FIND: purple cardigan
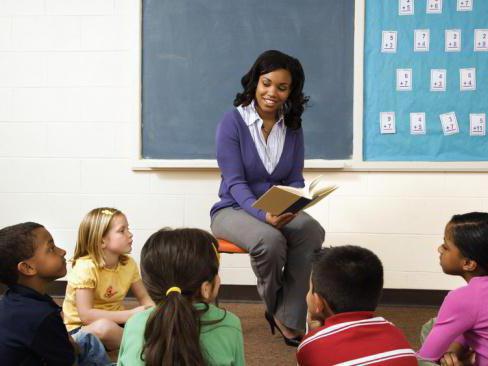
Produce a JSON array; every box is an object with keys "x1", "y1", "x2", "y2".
[{"x1": 210, "y1": 108, "x2": 305, "y2": 222}]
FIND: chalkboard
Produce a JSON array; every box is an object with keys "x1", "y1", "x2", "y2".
[
  {"x1": 364, "y1": 0, "x2": 488, "y2": 161},
  {"x1": 142, "y1": 0, "x2": 354, "y2": 160}
]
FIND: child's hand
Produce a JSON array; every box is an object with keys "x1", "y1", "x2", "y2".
[{"x1": 440, "y1": 351, "x2": 475, "y2": 366}]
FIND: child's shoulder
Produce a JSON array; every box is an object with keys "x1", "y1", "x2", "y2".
[
  {"x1": 206, "y1": 304, "x2": 242, "y2": 330},
  {"x1": 126, "y1": 306, "x2": 154, "y2": 330},
  {"x1": 71, "y1": 255, "x2": 99, "y2": 272},
  {"x1": 71, "y1": 256, "x2": 98, "y2": 271},
  {"x1": 445, "y1": 276, "x2": 488, "y2": 302}
]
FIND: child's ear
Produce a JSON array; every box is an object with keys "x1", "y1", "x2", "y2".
[
  {"x1": 463, "y1": 258, "x2": 478, "y2": 272},
  {"x1": 17, "y1": 261, "x2": 37, "y2": 277},
  {"x1": 312, "y1": 293, "x2": 334, "y2": 318},
  {"x1": 200, "y1": 280, "x2": 213, "y2": 301}
]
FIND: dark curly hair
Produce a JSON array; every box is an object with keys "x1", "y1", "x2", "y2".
[
  {"x1": 233, "y1": 50, "x2": 309, "y2": 130},
  {"x1": 0, "y1": 222, "x2": 43, "y2": 286}
]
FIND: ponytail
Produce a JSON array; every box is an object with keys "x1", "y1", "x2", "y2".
[
  {"x1": 140, "y1": 228, "x2": 221, "y2": 366},
  {"x1": 142, "y1": 292, "x2": 205, "y2": 366}
]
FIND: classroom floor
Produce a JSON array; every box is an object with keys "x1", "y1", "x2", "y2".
[{"x1": 75, "y1": 299, "x2": 436, "y2": 366}]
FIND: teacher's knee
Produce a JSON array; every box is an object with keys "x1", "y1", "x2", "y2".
[
  {"x1": 252, "y1": 230, "x2": 287, "y2": 262},
  {"x1": 301, "y1": 216, "x2": 326, "y2": 247}
]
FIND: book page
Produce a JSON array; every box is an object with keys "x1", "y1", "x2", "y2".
[{"x1": 308, "y1": 175, "x2": 324, "y2": 195}]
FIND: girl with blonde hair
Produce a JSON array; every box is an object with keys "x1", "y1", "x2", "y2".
[{"x1": 63, "y1": 207, "x2": 154, "y2": 351}]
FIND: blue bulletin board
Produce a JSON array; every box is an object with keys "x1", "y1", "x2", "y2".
[{"x1": 364, "y1": 0, "x2": 488, "y2": 161}]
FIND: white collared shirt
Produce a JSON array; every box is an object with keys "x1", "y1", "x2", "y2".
[{"x1": 237, "y1": 102, "x2": 286, "y2": 174}]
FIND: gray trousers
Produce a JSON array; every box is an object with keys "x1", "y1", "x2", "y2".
[{"x1": 211, "y1": 207, "x2": 325, "y2": 331}]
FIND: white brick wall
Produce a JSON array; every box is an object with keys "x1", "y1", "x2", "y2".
[{"x1": 0, "y1": 1, "x2": 485, "y2": 290}]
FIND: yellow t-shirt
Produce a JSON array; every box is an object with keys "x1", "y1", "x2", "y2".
[{"x1": 62, "y1": 255, "x2": 141, "y2": 331}]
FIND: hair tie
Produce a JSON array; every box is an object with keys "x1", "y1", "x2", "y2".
[{"x1": 166, "y1": 286, "x2": 181, "y2": 296}]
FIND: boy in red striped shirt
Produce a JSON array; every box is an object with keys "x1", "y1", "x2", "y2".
[{"x1": 297, "y1": 246, "x2": 417, "y2": 366}]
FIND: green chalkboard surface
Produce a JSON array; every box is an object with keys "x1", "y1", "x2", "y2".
[{"x1": 142, "y1": 0, "x2": 354, "y2": 160}]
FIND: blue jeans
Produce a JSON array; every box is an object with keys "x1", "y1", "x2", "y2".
[{"x1": 71, "y1": 330, "x2": 114, "y2": 366}]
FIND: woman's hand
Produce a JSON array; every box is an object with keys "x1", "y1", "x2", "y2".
[{"x1": 266, "y1": 212, "x2": 296, "y2": 229}]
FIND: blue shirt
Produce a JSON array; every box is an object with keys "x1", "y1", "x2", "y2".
[{"x1": 0, "y1": 284, "x2": 75, "y2": 366}]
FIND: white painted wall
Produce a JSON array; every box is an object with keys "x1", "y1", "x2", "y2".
[{"x1": 2, "y1": 0, "x2": 484, "y2": 291}]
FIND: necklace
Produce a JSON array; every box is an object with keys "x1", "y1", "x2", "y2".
[{"x1": 262, "y1": 125, "x2": 272, "y2": 134}]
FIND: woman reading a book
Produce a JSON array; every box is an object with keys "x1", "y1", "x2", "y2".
[{"x1": 210, "y1": 50, "x2": 325, "y2": 347}]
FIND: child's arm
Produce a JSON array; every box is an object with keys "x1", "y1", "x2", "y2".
[
  {"x1": 130, "y1": 279, "x2": 155, "y2": 307},
  {"x1": 31, "y1": 313, "x2": 77, "y2": 366},
  {"x1": 418, "y1": 287, "x2": 476, "y2": 362},
  {"x1": 75, "y1": 288, "x2": 146, "y2": 325}
]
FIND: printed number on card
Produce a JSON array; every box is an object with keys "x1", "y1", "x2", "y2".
[
  {"x1": 382, "y1": 31, "x2": 397, "y2": 53},
  {"x1": 427, "y1": 0, "x2": 442, "y2": 13},
  {"x1": 474, "y1": 29, "x2": 488, "y2": 51},
  {"x1": 470, "y1": 114, "x2": 486, "y2": 136},
  {"x1": 399, "y1": 0, "x2": 414, "y2": 15},
  {"x1": 457, "y1": 0, "x2": 473, "y2": 11},
  {"x1": 397, "y1": 69, "x2": 412, "y2": 91},
  {"x1": 440, "y1": 112, "x2": 459, "y2": 135},
  {"x1": 410, "y1": 113, "x2": 426, "y2": 135},
  {"x1": 414, "y1": 29, "x2": 430, "y2": 51},
  {"x1": 460, "y1": 68, "x2": 476, "y2": 91},
  {"x1": 431, "y1": 69, "x2": 446, "y2": 91},
  {"x1": 445, "y1": 30, "x2": 461, "y2": 52},
  {"x1": 380, "y1": 112, "x2": 396, "y2": 134}
]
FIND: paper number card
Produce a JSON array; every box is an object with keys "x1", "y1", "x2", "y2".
[
  {"x1": 470, "y1": 113, "x2": 486, "y2": 136},
  {"x1": 382, "y1": 31, "x2": 397, "y2": 53},
  {"x1": 427, "y1": 0, "x2": 442, "y2": 13},
  {"x1": 399, "y1": 0, "x2": 414, "y2": 15},
  {"x1": 440, "y1": 112, "x2": 460, "y2": 135},
  {"x1": 431, "y1": 69, "x2": 446, "y2": 91},
  {"x1": 474, "y1": 29, "x2": 488, "y2": 51},
  {"x1": 457, "y1": 0, "x2": 473, "y2": 11},
  {"x1": 397, "y1": 69, "x2": 412, "y2": 91},
  {"x1": 410, "y1": 113, "x2": 426, "y2": 135},
  {"x1": 445, "y1": 30, "x2": 461, "y2": 52},
  {"x1": 380, "y1": 112, "x2": 396, "y2": 134},
  {"x1": 414, "y1": 29, "x2": 430, "y2": 51},
  {"x1": 460, "y1": 68, "x2": 476, "y2": 91}
]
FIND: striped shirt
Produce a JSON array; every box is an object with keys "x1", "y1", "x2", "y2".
[
  {"x1": 237, "y1": 101, "x2": 286, "y2": 174},
  {"x1": 297, "y1": 311, "x2": 417, "y2": 366}
]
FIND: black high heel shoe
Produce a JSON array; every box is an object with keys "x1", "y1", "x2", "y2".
[{"x1": 264, "y1": 311, "x2": 302, "y2": 347}]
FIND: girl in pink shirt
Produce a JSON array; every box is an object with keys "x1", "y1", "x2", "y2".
[{"x1": 419, "y1": 212, "x2": 488, "y2": 366}]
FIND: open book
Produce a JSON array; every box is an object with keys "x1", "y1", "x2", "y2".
[{"x1": 252, "y1": 176, "x2": 338, "y2": 216}]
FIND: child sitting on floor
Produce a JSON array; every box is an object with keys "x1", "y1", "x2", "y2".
[
  {"x1": 418, "y1": 212, "x2": 488, "y2": 366},
  {"x1": 0, "y1": 222, "x2": 111, "y2": 366},
  {"x1": 117, "y1": 228, "x2": 245, "y2": 366},
  {"x1": 63, "y1": 207, "x2": 154, "y2": 351},
  {"x1": 297, "y1": 245, "x2": 417, "y2": 366}
]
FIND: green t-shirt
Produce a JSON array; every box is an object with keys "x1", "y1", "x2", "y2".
[{"x1": 117, "y1": 303, "x2": 245, "y2": 366}]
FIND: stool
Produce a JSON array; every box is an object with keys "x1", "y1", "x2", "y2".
[
  {"x1": 217, "y1": 239, "x2": 248, "y2": 254},
  {"x1": 216, "y1": 239, "x2": 248, "y2": 305}
]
